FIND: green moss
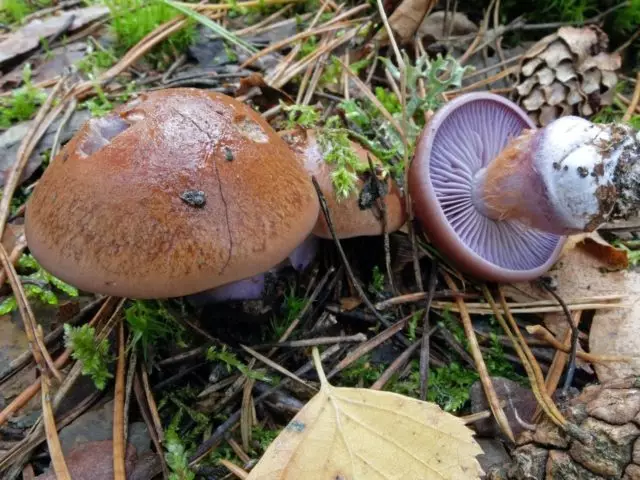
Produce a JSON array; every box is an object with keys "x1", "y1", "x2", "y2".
[
  {"x1": 105, "y1": 0, "x2": 195, "y2": 64},
  {"x1": 124, "y1": 299, "x2": 187, "y2": 361},
  {"x1": 64, "y1": 324, "x2": 114, "y2": 390},
  {"x1": 0, "y1": 64, "x2": 47, "y2": 129},
  {"x1": 0, "y1": 253, "x2": 79, "y2": 316}
]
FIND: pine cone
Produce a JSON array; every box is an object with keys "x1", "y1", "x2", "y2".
[
  {"x1": 514, "y1": 25, "x2": 621, "y2": 126},
  {"x1": 488, "y1": 377, "x2": 640, "y2": 479}
]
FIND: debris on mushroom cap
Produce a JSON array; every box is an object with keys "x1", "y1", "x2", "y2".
[
  {"x1": 279, "y1": 128, "x2": 407, "y2": 239},
  {"x1": 24, "y1": 88, "x2": 320, "y2": 299},
  {"x1": 409, "y1": 92, "x2": 566, "y2": 283}
]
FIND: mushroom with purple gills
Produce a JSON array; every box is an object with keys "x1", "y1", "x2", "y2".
[
  {"x1": 24, "y1": 88, "x2": 320, "y2": 300},
  {"x1": 409, "y1": 91, "x2": 640, "y2": 283},
  {"x1": 278, "y1": 127, "x2": 407, "y2": 239}
]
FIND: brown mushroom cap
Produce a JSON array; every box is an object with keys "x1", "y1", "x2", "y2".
[
  {"x1": 24, "y1": 88, "x2": 319, "y2": 298},
  {"x1": 279, "y1": 128, "x2": 406, "y2": 239}
]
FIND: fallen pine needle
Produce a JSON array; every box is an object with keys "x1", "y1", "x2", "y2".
[
  {"x1": 113, "y1": 321, "x2": 127, "y2": 480},
  {"x1": 444, "y1": 273, "x2": 515, "y2": 442}
]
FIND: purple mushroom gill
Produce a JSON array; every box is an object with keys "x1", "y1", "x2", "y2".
[
  {"x1": 409, "y1": 93, "x2": 565, "y2": 282},
  {"x1": 188, "y1": 234, "x2": 319, "y2": 305}
]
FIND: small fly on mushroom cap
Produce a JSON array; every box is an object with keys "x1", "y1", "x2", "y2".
[
  {"x1": 409, "y1": 92, "x2": 640, "y2": 283},
  {"x1": 24, "y1": 88, "x2": 320, "y2": 299},
  {"x1": 278, "y1": 127, "x2": 407, "y2": 239}
]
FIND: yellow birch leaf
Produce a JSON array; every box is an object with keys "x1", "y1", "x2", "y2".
[{"x1": 246, "y1": 348, "x2": 483, "y2": 480}]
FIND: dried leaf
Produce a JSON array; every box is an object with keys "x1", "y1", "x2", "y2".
[
  {"x1": 417, "y1": 11, "x2": 478, "y2": 42},
  {"x1": 589, "y1": 273, "x2": 640, "y2": 382},
  {"x1": 382, "y1": 0, "x2": 438, "y2": 44},
  {"x1": 246, "y1": 348, "x2": 483, "y2": 480},
  {"x1": 236, "y1": 72, "x2": 294, "y2": 109},
  {"x1": 506, "y1": 232, "x2": 638, "y2": 379},
  {"x1": 339, "y1": 296, "x2": 362, "y2": 311}
]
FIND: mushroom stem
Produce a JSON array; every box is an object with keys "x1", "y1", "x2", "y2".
[{"x1": 472, "y1": 116, "x2": 640, "y2": 235}]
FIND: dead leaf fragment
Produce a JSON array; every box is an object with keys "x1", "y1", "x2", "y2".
[
  {"x1": 379, "y1": 0, "x2": 437, "y2": 44},
  {"x1": 418, "y1": 11, "x2": 478, "y2": 42},
  {"x1": 507, "y1": 234, "x2": 640, "y2": 382},
  {"x1": 246, "y1": 348, "x2": 483, "y2": 479}
]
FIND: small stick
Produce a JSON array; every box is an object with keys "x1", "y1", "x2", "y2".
[
  {"x1": 113, "y1": 321, "x2": 127, "y2": 480},
  {"x1": 40, "y1": 374, "x2": 71, "y2": 480},
  {"x1": 374, "y1": 290, "x2": 477, "y2": 309},
  {"x1": 444, "y1": 273, "x2": 515, "y2": 442},
  {"x1": 268, "y1": 266, "x2": 335, "y2": 357},
  {"x1": 219, "y1": 459, "x2": 248, "y2": 479},
  {"x1": 374, "y1": 0, "x2": 403, "y2": 68},
  {"x1": 371, "y1": 340, "x2": 421, "y2": 391},
  {"x1": 327, "y1": 313, "x2": 415, "y2": 379},
  {"x1": 133, "y1": 374, "x2": 169, "y2": 480},
  {"x1": 256, "y1": 333, "x2": 367, "y2": 349},
  {"x1": 525, "y1": 324, "x2": 628, "y2": 363},
  {"x1": 366, "y1": 154, "x2": 396, "y2": 296},
  {"x1": 189, "y1": 346, "x2": 342, "y2": 464},
  {"x1": 494, "y1": 287, "x2": 567, "y2": 426},
  {"x1": 419, "y1": 263, "x2": 437, "y2": 400},
  {"x1": 49, "y1": 99, "x2": 77, "y2": 161},
  {"x1": 139, "y1": 364, "x2": 165, "y2": 443},
  {"x1": 540, "y1": 283, "x2": 579, "y2": 394},
  {"x1": 241, "y1": 345, "x2": 315, "y2": 391},
  {"x1": 311, "y1": 176, "x2": 407, "y2": 343}
]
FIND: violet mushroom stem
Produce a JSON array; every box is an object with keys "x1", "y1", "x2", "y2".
[
  {"x1": 187, "y1": 234, "x2": 319, "y2": 305},
  {"x1": 472, "y1": 116, "x2": 640, "y2": 236}
]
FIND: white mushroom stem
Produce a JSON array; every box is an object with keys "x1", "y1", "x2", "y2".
[{"x1": 472, "y1": 116, "x2": 640, "y2": 235}]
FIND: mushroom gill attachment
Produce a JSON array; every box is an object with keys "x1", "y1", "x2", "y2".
[
  {"x1": 24, "y1": 88, "x2": 320, "y2": 299},
  {"x1": 409, "y1": 92, "x2": 566, "y2": 282},
  {"x1": 279, "y1": 128, "x2": 407, "y2": 239}
]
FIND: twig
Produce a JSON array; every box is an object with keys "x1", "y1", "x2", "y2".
[
  {"x1": 540, "y1": 283, "x2": 580, "y2": 394},
  {"x1": 113, "y1": 321, "x2": 127, "y2": 480},
  {"x1": 371, "y1": 339, "x2": 421, "y2": 391},
  {"x1": 366, "y1": 154, "x2": 396, "y2": 296},
  {"x1": 326, "y1": 313, "x2": 415, "y2": 379},
  {"x1": 268, "y1": 266, "x2": 335, "y2": 357},
  {"x1": 133, "y1": 373, "x2": 169, "y2": 480},
  {"x1": 0, "y1": 77, "x2": 66, "y2": 238},
  {"x1": 49, "y1": 98, "x2": 77, "y2": 161},
  {"x1": 623, "y1": 72, "x2": 640, "y2": 122},
  {"x1": 337, "y1": 57, "x2": 406, "y2": 141},
  {"x1": 311, "y1": 176, "x2": 409, "y2": 345},
  {"x1": 491, "y1": 286, "x2": 567, "y2": 427},
  {"x1": 40, "y1": 373, "x2": 70, "y2": 480},
  {"x1": 240, "y1": 377, "x2": 256, "y2": 452},
  {"x1": 240, "y1": 345, "x2": 315, "y2": 391},
  {"x1": 189, "y1": 346, "x2": 341, "y2": 464},
  {"x1": 374, "y1": 290, "x2": 477, "y2": 309},
  {"x1": 419, "y1": 262, "x2": 437, "y2": 400},
  {"x1": 374, "y1": 0, "x2": 403, "y2": 69},
  {"x1": 257, "y1": 333, "x2": 367, "y2": 349},
  {"x1": 525, "y1": 324, "x2": 627, "y2": 363},
  {"x1": 140, "y1": 364, "x2": 164, "y2": 443},
  {"x1": 443, "y1": 273, "x2": 515, "y2": 442},
  {"x1": 219, "y1": 459, "x2": 249, "y2": 479}
]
